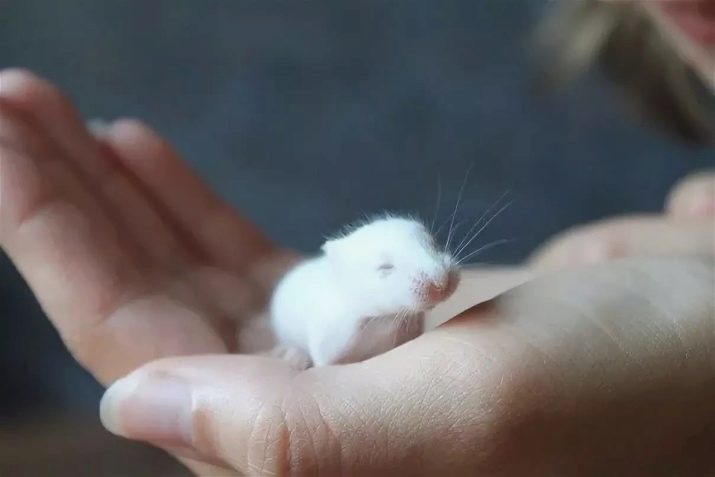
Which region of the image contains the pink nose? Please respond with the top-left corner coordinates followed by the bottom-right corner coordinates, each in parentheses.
top-left (422, 271), bottom-right (459, 304)
top-left (425, 282), bottom-right (448, 303)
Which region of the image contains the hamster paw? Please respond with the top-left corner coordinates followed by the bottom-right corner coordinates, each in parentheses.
top-left (266, 344), bottom-right (312, 370)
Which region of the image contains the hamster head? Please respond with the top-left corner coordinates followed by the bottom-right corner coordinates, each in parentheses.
top-left (321, 216), bottom-right (460, 316)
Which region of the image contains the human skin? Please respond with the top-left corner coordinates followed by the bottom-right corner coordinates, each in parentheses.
top-left (528, 170), bottom-right (715, 271)
top-left (1, 70), bottom-right (714, 476)
top-left (529, 0), bottom-right (715, 270)
top-left (608, 0), bottom-right (715, 89)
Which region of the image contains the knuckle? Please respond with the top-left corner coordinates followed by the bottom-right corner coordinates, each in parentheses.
top-left (244, 400), bottom-right (292, 476)
top-left (244, 390), bottom-right (336, 477)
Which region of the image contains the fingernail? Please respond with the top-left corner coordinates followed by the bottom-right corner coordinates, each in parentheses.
top-left (100, 372), bottom-right (193, 446)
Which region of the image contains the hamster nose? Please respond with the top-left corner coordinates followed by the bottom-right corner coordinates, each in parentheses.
top-left (422, 270), bottom-right (459, 304)
top-left (425, 282), bottom-right (447, 303)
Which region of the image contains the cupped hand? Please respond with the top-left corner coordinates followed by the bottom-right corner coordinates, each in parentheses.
top-left (98, 256), bottom-right (715, 476)
top-left (529, 170), bottom-right (715, 270)
top-left (0, 69), bottom-right (524, 476)
top-left (3, 70), bottom-right (714, 476)
top-left (0, 68), bottom-right (296, 383)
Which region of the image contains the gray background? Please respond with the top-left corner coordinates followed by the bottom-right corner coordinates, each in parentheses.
top-left (1, 0), bottom-right (712, 420)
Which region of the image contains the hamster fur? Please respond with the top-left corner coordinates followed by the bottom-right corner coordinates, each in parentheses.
top-left (269, 216), bottom-right (460, 367)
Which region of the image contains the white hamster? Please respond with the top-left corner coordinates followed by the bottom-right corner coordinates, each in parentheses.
top-left (269, 215), bottom-right (460, 367)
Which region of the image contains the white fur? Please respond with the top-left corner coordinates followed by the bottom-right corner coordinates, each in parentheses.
top-left (269, 216), bottom-right (460, 367)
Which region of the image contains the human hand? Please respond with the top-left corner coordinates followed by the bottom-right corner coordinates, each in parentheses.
top-left (97, 256), bottom-right (715, 476)
top-left (0, 69), bottom-right (524, 475)
top-left (528, 170), bottom-right (715, 271)
top-left (0, 68), bottom-right (297, 384)
top-left (4, 70), bottom-right (714, 476)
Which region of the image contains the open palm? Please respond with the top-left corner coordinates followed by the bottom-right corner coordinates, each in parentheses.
top-left (0, 69), bottom-right (294, 384)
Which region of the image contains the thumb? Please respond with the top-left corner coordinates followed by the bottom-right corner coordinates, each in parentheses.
top-left (99, 355), bottom-right (316, 474)
top-left (98, 331), bottom-right (500, 476)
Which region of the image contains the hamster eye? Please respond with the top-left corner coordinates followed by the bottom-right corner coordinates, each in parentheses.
top-left (377, 263), bottom-right (395, 275)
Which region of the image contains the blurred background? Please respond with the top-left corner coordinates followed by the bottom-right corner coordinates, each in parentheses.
top-left (1, 0), bottom-right (712, 475)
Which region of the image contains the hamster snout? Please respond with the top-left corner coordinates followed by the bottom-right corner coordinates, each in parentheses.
top-left (416, 269), bottom-right (460, 306)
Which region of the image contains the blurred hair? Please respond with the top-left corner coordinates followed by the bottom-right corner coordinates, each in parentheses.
top-left (534, 0), bottom-right (715, 147)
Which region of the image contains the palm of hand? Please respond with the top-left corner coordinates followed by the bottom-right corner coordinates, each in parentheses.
top-left (0, 69), bottom-right (295, 383)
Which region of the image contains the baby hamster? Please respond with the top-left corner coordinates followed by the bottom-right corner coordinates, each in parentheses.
top-left (269, 215), bottom-right (460, 367)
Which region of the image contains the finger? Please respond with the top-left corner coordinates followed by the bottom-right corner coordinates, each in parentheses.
top-left (0, 83), bottom-right (226, 380)
top-left (0, 99), bottom-right (149, 336)
top-left (0, 69), bottom-right (110, 180)
top-left (99, 119), bottom-right (274, 272)
top-left (0, 100), bottom-right (113, 235)
top-left (0, 69), bottom-right (193, 267)
top-left (666, 170), bottom-right (715, 218)
top-left (528, 214), bottom-right (715, 271)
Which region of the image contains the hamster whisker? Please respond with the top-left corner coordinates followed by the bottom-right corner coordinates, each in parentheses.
top-left (453, 191), bottom-right (511, 256)
top-left (388, 312), bottom-right (401, 343)
top-left (391, 310), bottom-right (410, 347)
top-left (457, 238), bottom-right (514, 265)
top-left (444, 163), bottom-right (474, 253)
top-left (430, 177), bottom-right (443, 233)
top-left (444, 218), bottom-right (471, 250)
top-left (435, 216), bottom-right (470, 247)
top-left (392, 309), bottom-right (408, 327)
top-left (454, 198), bottom-right (514, 259)
top-left (434, 214), bottom-right (454, 240)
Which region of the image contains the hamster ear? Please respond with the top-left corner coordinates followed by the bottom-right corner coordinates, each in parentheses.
top-left (321, 238), bottom-right (342, 259)
top-left (321, 240), bottom-right (335, 256)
